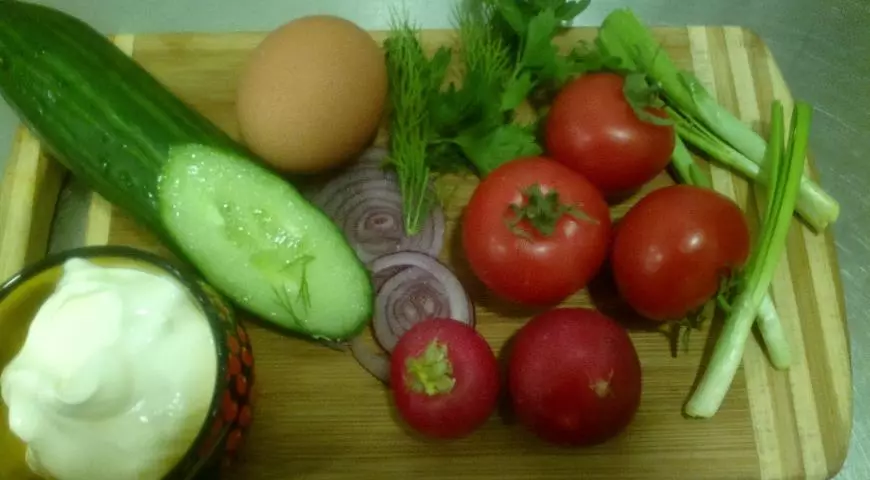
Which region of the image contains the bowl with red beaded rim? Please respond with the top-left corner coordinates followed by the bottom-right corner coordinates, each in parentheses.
top-left (0, 245), bottom-right (255, 480)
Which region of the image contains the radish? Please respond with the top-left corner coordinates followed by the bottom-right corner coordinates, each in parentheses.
top-left (507, 308), bottom-right (642, 446)
top-left (391, 318), bottom-right (500, 439)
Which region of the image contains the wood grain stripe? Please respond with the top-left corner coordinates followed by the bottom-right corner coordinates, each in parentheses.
top-left (84, 194), bottom-right (113, 245)
top-left (725, 26), bottom-right (829, 480)
top-left (0, 129), bottom-right (64, 279)
top-left (690, 26), bottom-right (814, 479)
top-left (0, 129), bottom-right (41, 278)
top-left (691, 28), bottom-right (782, 478)
top-left (742, 30), bottom-right (835, 480)
top-left (708, 26), bottom-right (810, 480)
top-left (763, 45), bottom-right (853, 476)
top-left (687, 26), bottom-right (783, 480)
top-left (687, 26), bottom-right (782, 479)
top-left (84, 34), bottom-right (136, 246)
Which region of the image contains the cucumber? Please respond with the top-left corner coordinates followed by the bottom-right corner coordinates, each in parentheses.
top-left (161, 145), bottom-right (372, 339)
top-left (0, 1), bottom-right (373, 340)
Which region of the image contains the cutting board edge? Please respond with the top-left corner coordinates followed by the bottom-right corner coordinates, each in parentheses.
top-left (758, 27), bottom-right (853, 477)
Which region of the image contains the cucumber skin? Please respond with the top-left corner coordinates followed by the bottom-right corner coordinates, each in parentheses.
top-left (0, 2), bottom-right (373, 340)
top-left (0, 1), bottom-right (243, 235)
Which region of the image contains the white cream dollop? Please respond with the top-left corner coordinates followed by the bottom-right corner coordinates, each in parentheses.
top-left (1, 258), bottom-right (217, 480)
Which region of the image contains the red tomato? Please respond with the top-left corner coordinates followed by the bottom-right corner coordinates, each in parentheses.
top-left (508, 308), bottom-right (642, 446)
top-left (391, 318), bottom-right (500, 439)
top-left (545, 72), bottom-right (675, 197)
top-left (462, 157), bottom-right (612, 306)
top-left (611, 185), bottom-right (751, 321)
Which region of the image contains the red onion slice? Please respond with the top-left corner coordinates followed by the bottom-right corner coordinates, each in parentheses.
top-left (310, 147), bottom-right (445, 264)
top-left (349, 335), bottom-right (391, 384)
top-left (370, 252), bottom-right (474, 353)
top-left (353, 146), bottom-right (391, 169)
top-left (371, 264), bottom-right (408, 293)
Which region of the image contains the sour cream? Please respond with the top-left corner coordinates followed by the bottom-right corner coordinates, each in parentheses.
top-left (1, 258), bottom-right (217, 480)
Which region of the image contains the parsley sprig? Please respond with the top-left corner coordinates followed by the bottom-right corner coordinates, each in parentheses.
top-left (383, 0), bottom-right (594, 235)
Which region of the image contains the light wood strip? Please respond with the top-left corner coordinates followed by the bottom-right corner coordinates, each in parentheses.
top-left (724, 26), bottom-right (828, 480)
top-left (112, 33), bottom-right (136, 55)
top-left (800, 230), bottom-right (852, 473)
top-left (687, 26), bottom-right (718, 91)
top-left (0, 129), bottom-right (41, 278)
top-left (84, 194), bottom-right (113, 246)
top-left (741, 38), bottom-right (834, 480)
top-left (83, 34), bottom-right (137, 246)
top-left (687, 26), bottom-right (785, 480)
top-left (761, 42), bottom-right (851, 477)
top-left (709, 26), bottom-right (810, 479)
top-left (0, 129), bottom-right (64, 280)
top-left (765, 45), bottom-right (853, 475)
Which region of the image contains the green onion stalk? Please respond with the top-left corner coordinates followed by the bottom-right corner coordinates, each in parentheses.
top-left (684, 100), bottom-right (808, 418)
top-left (598, 9), bottom-right (839, 232)
top-left (670, 137), bottom-right (791, 372)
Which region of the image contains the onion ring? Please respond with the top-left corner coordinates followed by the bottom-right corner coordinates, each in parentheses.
top-left (310, 147), bottom-right (445, 264)
top-left (353, 146), bottom-right (390, 169)
top-left (349, 335), bottom-right (391, 384)
top-left (369, 252), bottom-right (475, 353)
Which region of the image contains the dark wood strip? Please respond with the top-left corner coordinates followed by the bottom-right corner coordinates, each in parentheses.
top-left (706, 26), bottom-right (806, 479)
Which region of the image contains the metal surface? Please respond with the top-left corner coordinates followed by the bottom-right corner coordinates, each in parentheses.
top-left (0, 0), bottom-right (867, 477)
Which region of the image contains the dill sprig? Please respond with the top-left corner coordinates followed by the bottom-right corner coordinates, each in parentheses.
top-left (454, 1), bottom-right (512, 93)
top-left (383, 11), bottom-right (450, 235)
top-left (383, 1), bottom-right (594, 231)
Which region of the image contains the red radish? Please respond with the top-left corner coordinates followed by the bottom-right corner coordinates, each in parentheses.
top-left (508, 308), bottom-right (642, 446)
top-left (391, 318), bottom-right (500, 439)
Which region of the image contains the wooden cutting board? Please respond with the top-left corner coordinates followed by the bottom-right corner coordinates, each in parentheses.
top-left (0, 26), bottom-right (852, 480)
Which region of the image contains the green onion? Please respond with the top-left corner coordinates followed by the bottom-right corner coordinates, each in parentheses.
top-left (669, 135), bottom-right (712, 189)
top-left (684, 100), bottom-right (808, 418)
top-left (756, 294), bottom-right (791, 370)
top-left (666, 106), bottom-right (765, 183)
top-left (598, 9), bottom-right (839, 232)
top-left (669, 131), bottom-right (791, 372)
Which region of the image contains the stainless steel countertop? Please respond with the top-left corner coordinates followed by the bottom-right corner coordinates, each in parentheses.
top-left (1, 0), bottom-right (867, 478)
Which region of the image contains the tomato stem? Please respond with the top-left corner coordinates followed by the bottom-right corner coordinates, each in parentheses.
top-left (505, 185), bottom-right (598, 239)
top-left (621, 72), bottom-right (672, 127)
top-left (598, 9), bottom-right (839, 231)
top-left (660, 305), bottom-right (709, 358)
top-left (405, 340), bottom-right (456, 396)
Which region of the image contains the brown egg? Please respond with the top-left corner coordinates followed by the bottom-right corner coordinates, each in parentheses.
top-left (236, 15), bottom-right (388, 173)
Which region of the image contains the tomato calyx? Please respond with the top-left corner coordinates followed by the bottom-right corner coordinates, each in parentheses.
top-left (715, 274), bottom-right (739, 312)
top-left (505, 184), bottom-right (598, 239)
top-left (660, 301), bottom-right (717, 358)
top-left (404, 339), bottom-right (456, 396)
top-left (659, 274), bottom-right (741, 357)
top-left (622, 72), bottom-right (672, 127)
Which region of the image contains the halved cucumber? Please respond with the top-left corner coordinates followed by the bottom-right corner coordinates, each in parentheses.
top-left (159, 144), bottom-right (373, 340)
